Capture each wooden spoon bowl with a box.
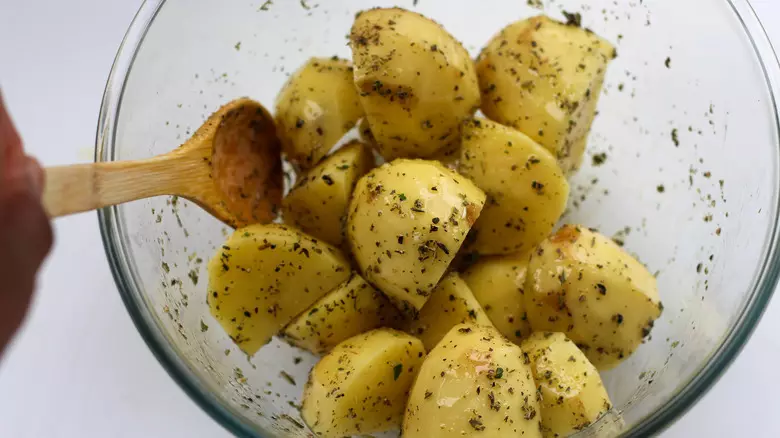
[43,98,283,228]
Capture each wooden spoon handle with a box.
[42,154,205,218]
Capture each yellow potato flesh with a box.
[350,8,480,160]
[282,141,373,246]
[275,57,364,169]
[461,251,534,344]
[206,224,350,355]
[301,329,425,437]
[521,332,612,437]
[347,159,486,312]
[525,225,662,369]
[459,118,569,255]
[281,273,402,355]
[477,16,616,174]
[406,273,491,351]
[404,323,542,437]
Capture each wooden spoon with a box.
[43,98,284,228]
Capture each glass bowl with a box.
[97,0,780,436]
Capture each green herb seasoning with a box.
[393,363,403,381]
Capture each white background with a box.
[0,0,778,437]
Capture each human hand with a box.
[0,90,53,355]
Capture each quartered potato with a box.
[275,57,364,169]
[281,273,402,355]
[404,324,542,438]
[461,251,533,344]
[525,225,663,369]
[521,332,613,437]
[301,328,425,437]
[206,224,350,355]
[350,8,480,160]
[406,273,491,351]
[459,118,569,255]
[282,140,374,246]
[347,159,486,312]
[476,16,616,174]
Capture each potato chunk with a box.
[461,251,533,344]
[521,332,613,436]
[275,57,364,169]
[350,8,480,160]
[281,273,402,355]
[459,118,569,255]
[347,159,486,312]
[301,329,425,437]
[404,324,541,437]
[476,16,616,173]
[206,224,350,355]
[406,273,491,351]
[525,225,663,369]
[282,141,373,246]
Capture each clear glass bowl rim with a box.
[96,1,780,436]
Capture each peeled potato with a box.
[347,159,486,312]
[521,332,613,437]
[404,323,542,437]
[525,225,663,369]
[207,224,350,355]
[350,7,480,160]
[476,16,616,173]
[281,273,402,355]
[461,251,533,344]
[282,140,373,246]
[275,57,364,169]
[301,329,425,437]
[406,273,491,351]
[459,118,569,255]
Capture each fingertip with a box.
[25,156,45,197]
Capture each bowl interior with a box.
[101,0,780,436]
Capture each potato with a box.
[461,251,533,344]
[459,118,569,255]
[275,57,364,169]
[357,117,377,147]
[301,328,425,437]
[282,140,373,246]
[404,323,541,437]
[521,332,612,436]
[350,8,480,160]
[347,159,486,312]
[476,16,616,174]
[281,273,403,355]
[406,273,491,351]
[206,224,350,355]
[525,225,663,369]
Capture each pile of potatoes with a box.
[206,7,661,438]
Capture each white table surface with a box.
[1,1,778,437]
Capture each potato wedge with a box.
[350,8,480,160]
[301,328,425,437]
[281,273,402,355]
[347,159,486,312]
[521,332,612,436]
[525,225,663,369]
[206,224,350,355]
[404,323,541,437]
[461,251,533,344]
[459,118,569,255]
[275,57,364,169]
[282,140,373,246]
[406,273,491,351]
[476,16,616,174]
